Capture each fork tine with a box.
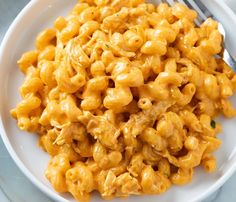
[162,0,236,69]
[161,0,175,6]
[181,0,207,24]
[192,0,213,19]
[162,0,208,26]
[161,0,204,25]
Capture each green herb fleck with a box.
[163,172,169,177]
[211,120,216,129]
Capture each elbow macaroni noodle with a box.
[11,0,236,201]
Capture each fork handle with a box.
[202,0,236,60]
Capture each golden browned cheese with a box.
[11,0,236,201]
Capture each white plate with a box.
[1,1,236,202]
[223,0,236,14]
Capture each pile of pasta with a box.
[11,0,236,201]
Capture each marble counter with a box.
[0,0,236,202]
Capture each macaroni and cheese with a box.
[11,0,236,201]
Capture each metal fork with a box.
[162,0,236,70]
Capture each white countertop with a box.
[0,0,236,202]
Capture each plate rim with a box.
[0,1,236,202]
[0,1,70,201]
